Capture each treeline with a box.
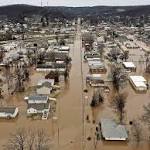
[0,4,150,21]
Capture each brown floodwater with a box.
[0,24,150,150]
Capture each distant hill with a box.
[0,4,150,20]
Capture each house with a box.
[36,80,54,95]
[86,74,104,87]
[27,103,50,120]
[123,62,136,72]
[88,60,107,73]
[100,118,128,141]
[129,76,147,91]
[37,82,52,95]
[0,107,19,119]
[25,95,51,120]
[84,52,100,61]
[36,62,66,73]
[59,46,70,54]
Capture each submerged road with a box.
[56,19,85,150]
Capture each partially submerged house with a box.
[59,46,70,54]
[86,74,104,87]
[84,52,100,61]
[100,118,128,141]
[25,95,50,120]
[0,107,19,119]
[129,76,147,91]
[36,79,54,95]
[123,62,136,72]
[88,60,107,74]
[36,62,66,73]
[27,103,50,120]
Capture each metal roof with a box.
[123,62,136,68]
[101,118,128,140]
[28,95,48,101]
[0,107,17,114]
[28,103,50,111]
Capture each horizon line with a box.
[0,3,150,7]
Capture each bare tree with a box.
[131,120,143,146]
[145,52,150,73]
[4,128,51,150]
[26,129,35,150]
[142,103,150,131]
[108,48,120,62]
[4,128,27,150]
[123,51,129,61]
[0,87,4,106]
[111,93,127,123]
[90,89,104,107]
[97,43,104,58]
[142,105,150,150]
[35,129,50,150]
[111,65,127,92]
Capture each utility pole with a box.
[41,0,43,7]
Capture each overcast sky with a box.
[0,0,150,7]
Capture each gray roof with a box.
[0,107,17,114]
[100,118,128,140]
[28,103,50,111]
[28,95,48,101]
[37,82,52,89]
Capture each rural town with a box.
[0,1,150,150]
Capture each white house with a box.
[27,103,50,120]
[123,62,136,72]
[59,46,70,54]
[0,107,19,119]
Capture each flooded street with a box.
[55,24,83,150]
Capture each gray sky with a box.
[0,0,150,6]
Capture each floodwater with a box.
[0,23,150,150]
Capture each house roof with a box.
[27,103,50,111]
[88,61,104,67]
[130,76,146,82]
[37,79,54,87]
[100,118,128,140]
[40,82,52,88]
[123,62,136,68]
[37,63,66,69]
[27,95,49,104]
[60,46,70,51]
[0,107,17,114]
